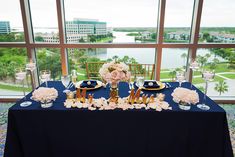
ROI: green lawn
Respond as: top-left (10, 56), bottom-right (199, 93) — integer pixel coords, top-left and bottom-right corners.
top-left (0, 83), bottom-right (31, 92)
top-left (192, 75), bottom-right (224, 84)
top-left (160, 72), bottom-right (172, 79)
top-left (96, 37), bottom-right (113, 43)
top-left (220, 74), bottom-right (235, 79)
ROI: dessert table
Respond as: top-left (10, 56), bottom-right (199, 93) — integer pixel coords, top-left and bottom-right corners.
top-left (4, 81), bottom-right (233, 157)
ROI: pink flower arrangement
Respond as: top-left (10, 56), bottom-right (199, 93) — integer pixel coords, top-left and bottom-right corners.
top-left (171, 87), bottom-right (199, 105)
top-left (99, 61), bottom-right (131, 85)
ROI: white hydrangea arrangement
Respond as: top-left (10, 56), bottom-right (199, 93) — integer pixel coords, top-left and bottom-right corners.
top-left (171, 87), bottom-right (199, 105)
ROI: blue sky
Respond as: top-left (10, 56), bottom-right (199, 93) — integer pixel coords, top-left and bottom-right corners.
top-left (0, 0), bottom-right (235, 28)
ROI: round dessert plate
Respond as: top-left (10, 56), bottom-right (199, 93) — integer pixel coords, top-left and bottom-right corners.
top-left (136, 81), bottom-right (166, 91)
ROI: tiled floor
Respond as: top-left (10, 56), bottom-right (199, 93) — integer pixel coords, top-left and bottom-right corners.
top-left (0, 103), bottom-right (234, 156)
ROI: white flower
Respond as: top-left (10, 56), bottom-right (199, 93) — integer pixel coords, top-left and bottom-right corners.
top-left (32, 87), bottom-right (58, 103)
top-left (171, 87), bottom-right (199, 105)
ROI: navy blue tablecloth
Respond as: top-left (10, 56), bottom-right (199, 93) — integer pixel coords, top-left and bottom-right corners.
top-left (4, 81), bottom-right (233, 157)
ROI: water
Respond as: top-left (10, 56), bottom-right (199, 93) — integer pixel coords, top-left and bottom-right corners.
top-left (12, 28), bottom-right (224, 69)
top-left (90, 31), bottom-right (224, 69)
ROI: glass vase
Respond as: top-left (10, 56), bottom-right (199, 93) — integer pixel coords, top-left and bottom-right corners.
top-left (109, 82), bottom-right (119, 103)
top-left (178, 101), bottom-right (191, 110)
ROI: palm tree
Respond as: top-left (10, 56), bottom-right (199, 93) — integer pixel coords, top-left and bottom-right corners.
top-left (214, 80), bottom-right (229, 95)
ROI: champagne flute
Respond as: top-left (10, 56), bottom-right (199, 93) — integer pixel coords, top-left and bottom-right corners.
top-left (197, 70), bottom-right (215, 110)
top-left (40, 70), bottom-right (51, 87)
top-left (189, 60), bottom-right (200, 89)
top-left (15, 68), bottom-right (32, 107)
top-left (61, 75), bottom-right (71, 93)
top-left (71, 70), bottom-right (77, 84)
top-left (176, 71), bottom-right (186, 87)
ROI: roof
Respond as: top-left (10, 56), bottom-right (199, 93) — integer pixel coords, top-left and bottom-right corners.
top-left (66, 20), bottom-right (106, 25)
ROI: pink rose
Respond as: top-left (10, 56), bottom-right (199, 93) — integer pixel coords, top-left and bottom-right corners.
top-left (111, 70), bottom-right (120, 81)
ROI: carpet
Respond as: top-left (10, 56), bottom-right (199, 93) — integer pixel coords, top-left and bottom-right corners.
top-left (0, 103), bottom-right (234, 156)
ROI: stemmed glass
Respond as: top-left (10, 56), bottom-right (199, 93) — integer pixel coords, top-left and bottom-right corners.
top-left (26, 62), bottom-right (36, 89)
top-left (176, 71), bottom-right (186, 87)
top-left (71, 70), bottom-right (77, 84)
top-left (15, 68), bottom-right (32, 107)
top-left (189, 59), bottom-right (200, 89)
top-left (197, 70), bottom-right (215, 110)
top-left (40, 70), bottom-right (51, 87)
top-left (136, 76), bottom-right (144, 87)
top-left (61, 75), bottom-right (71, 93)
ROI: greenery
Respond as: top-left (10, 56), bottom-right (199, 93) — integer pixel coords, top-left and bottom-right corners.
top-left (220, 74), bottom-right (235, 79)
top-left (126, 33), bottom-right (140, 36)
top-left (0, 83), bottom-right (31, 92)
top-left (214, 80), bottom-right (229, 95)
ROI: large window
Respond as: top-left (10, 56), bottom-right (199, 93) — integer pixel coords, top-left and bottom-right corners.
top-left (0, 0), bottom-right (234, 101)
top-left (193, 48), bottom-right (235, 98)
top-left (199, 0), bottom-right (235, 43)
top-left (30, 0), bottom-right (59, 43)
top-left (64, 0), bottom-right (158, 43)
top-left (160, 48), bottom-right (188, 81)
top-left (164, 0), bottom-right (194, 43)
top-left (0, 0), bottom-right (24, 42)
top-left (0, 48), bottom-right (32, 98)
top-left (68, 48), bottom-right (156, 81)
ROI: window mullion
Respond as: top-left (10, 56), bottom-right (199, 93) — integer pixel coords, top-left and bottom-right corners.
top-left (155, 0), bottom-right (166, 80)
top-left (56, 0), bottom-right (68, 75)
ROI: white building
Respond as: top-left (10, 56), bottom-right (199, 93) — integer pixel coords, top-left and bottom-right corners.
top-left (0, 21), bottom-right (11, 34)
top-left (166, 32), bottom-right (190, 40)
top-left (66, 18), bottom-right (107, 36)
top-left (210, 32), bottom-right (235, 43)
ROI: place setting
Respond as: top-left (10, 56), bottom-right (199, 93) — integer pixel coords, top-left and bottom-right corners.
top-left (21, 59), bottom-right (217, 112)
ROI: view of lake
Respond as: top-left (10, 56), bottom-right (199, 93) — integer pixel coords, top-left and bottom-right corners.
top-left (27, 28), bottom-right (224, 69)
top-left (88, 31), bottom-right (222, 69)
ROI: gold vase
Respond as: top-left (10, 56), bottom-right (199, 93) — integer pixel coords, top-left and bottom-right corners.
top-left (109, 82), bottom-right (119, 103)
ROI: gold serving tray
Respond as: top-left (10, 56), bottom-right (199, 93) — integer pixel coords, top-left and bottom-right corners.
top-left (75, 80), bottom-right (103, 90)
top-left (137, 81), bottom-right (166, 91)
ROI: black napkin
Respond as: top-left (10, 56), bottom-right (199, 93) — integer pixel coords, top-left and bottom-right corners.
top-left (143, 80), bottom-right (160, 88)
top-left (80, 80), bottom-right (98, 88)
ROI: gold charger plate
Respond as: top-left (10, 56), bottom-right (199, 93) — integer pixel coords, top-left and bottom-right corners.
top-left (136, 81), bottom-right (166, 91)
top-left (75, 80), bottom-right (103, 90)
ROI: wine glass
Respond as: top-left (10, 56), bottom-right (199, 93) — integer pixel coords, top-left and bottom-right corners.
top-left (197, 70), bottom-right (215, 110)
top-left (71, 70), bottom-right (77, 84)
top-left (15, 68), bottom-right (32, 107)
top-left (40, 70), bottom-right (51, 87)
top-left (61, 75), bottom-right (71, 93)
top-left (189, 59), bottom-right (200, 89)
top-left (176, 71), bottom-right (186, 87)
